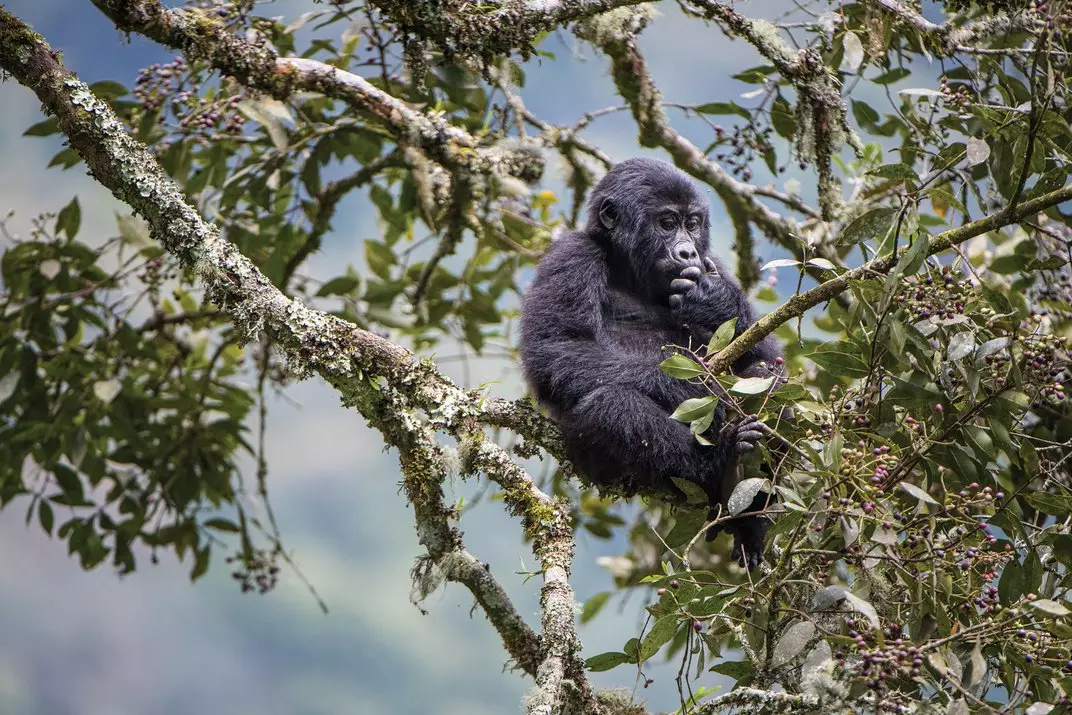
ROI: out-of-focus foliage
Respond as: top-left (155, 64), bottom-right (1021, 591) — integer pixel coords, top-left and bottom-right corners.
top-left (7, 0), bottom-right (1072, 713)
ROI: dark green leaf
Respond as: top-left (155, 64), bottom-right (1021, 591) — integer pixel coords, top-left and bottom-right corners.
top-left (660, 354), bottom-right (705, 379)
top-left (586, 652), bottom-right (630, 672)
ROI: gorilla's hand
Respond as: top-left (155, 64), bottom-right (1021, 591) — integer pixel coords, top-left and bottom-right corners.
top-left (667, 265), bottom-right (703, 309)
top-left (732, 414), bottom-right (766, 454)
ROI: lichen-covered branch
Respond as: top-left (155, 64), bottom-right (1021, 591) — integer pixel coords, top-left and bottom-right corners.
top-left (706, 185), bottom-right (1072, 375)
top-left (0, 11), bottom-right (595, 710)
top-left (90, 0), bottom-right (547, 337)
top-left (693, 687), bottom-right (817, 714)
top-left (366, 386), bottom-right (544, 676)
top-left (369, 0), bottom-right (651, 62)
top-left (867, 0), bottom-right (1039, 54)
top-left (89, 0), bottom-right (544, 181)
top-left (577, 10), bottom-right (845, 290)
top-left (682, 0), bottom-right (863, 221)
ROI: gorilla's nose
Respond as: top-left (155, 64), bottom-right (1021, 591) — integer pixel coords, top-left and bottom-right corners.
top-left (674, 244), bottom-right (698, 262)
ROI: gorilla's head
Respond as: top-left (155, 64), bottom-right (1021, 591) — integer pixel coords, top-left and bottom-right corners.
top-left (585, 158), bottom-right (711, 297)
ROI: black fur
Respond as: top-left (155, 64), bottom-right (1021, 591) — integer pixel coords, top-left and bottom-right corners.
top-left (520, 158), bottom-right (782, 567)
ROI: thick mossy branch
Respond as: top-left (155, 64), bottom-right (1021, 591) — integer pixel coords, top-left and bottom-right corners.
top-left (578, 11), bottom-right (843, 289)
top-left (89, 0), bottom-right (544, 181)
top-left (89, 0), bottom-right (549, 314)
top-left (369, 0), bottom-right (649, 62)
top-left (868, 0), bottom-right (1039, 54)
top-left (683, 0), bottom-right (863, 221)
top-left (707, 185), bottom-right (1072, 375)
top-left (0, 11), bottom-right (597, 709)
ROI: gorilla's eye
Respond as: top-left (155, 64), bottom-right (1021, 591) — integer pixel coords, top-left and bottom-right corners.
top-left (658, 215), bottom-right (677, 231)
top-left (685, 216), bottom-right (701, 232)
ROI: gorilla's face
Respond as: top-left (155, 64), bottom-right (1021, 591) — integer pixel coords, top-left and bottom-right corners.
top-left (645, 198), bottom-right (708, 294)
top-left (586, 158), bottom-right (713, 301)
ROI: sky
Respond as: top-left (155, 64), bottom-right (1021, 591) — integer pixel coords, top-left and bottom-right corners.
top-left (0, 1), bottom-right (862, 713)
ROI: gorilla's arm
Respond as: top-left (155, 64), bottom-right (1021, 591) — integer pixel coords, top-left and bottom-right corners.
top-left (670, 257), bottom-right (782, 377)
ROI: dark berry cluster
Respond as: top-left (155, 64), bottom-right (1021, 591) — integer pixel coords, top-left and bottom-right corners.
top-left (132, 55), bottom-right (246, 136)
top-left (894, 265), bottom-right (969, 321)
top-left (937, 76), bottom-right (972, 110)
top-left (710, 123), bottom-right (783, 181)
top-left (226, 547), bottom-right (281, 594)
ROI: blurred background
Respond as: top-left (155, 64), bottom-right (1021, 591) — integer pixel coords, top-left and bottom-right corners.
top-left (0, 1), bottom-right (839, 712)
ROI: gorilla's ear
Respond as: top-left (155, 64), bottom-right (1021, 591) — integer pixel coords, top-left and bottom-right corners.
top-left (598, 198), bottom-right (618, 231)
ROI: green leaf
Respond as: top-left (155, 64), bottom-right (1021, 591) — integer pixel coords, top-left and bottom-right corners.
top-left (24, 117), bottom-right (60, 137)
top-left (771, 621), bottom-right (815, 669)
top-left (693, 101), bottom-right (750, 117)
top-left (88, 80), bottom-right (128, 100)
top-left (38, 500), bottom-right (54, 536)
top-left (998, 559), bottom-right (1026, 606)
top-left (728, 478), bottom-right (767, 516)
top-left (709, 659), bottom-right (754, 682)
top-left (895, 229), bottom-right (929, 276)
top-left (947, 332), bottom-right (975, 361)
top-left (1029, 599), bottom-right (1071, 618)
top-left (666, 507), bottom-right (709, 547)
top-left (1026, 492), bottom-right (1072, 516)
top-left (838, 207), bottom-right (897, 246)
top-left (870, 164), bottom-right (918, 182)
top-left (844, 592), bottom-right (881, 631)
top-left (586, 651), bottom-right (629, 672)
top-left (660, 354), bottom-right (704, 379)
top-left (52, 464), bottom-right (84, 501)
top-left (707, 317), bottom-right (738, 353)
top-left (191, 545), bottom-right (211, 582)
top-left (771, 96), bottom-right (795, 138)
top-left (316, 275), bottom-right (360, 297)
top-left (808, 346), bottom-right (869, 378)
top-left (202, 518), bottom-right (241, 533)
top-left (582, 592), bottom-right (611, 624)
top-left (900, 482), bottom-right (939, 506)
top-left (670, 396), bottom-right (719, 422)
top-left (873, 67), bottom-right (910, 85)
top-left (56, 197), bottom-right (81, 239)
top-left (364, 240), bottom-right (396, 280)
top-left (640, 615), bottom-right (680, 661)
top-left (671, 478), bottom-right (710, 506)
top-left (730, 376), bottom-right (776, 395)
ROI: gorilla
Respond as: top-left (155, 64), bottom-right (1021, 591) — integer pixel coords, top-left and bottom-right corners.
top-left (519, 157), bottom-right (783, 567)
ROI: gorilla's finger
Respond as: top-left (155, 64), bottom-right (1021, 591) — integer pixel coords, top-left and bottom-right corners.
top-left (735, 442), bottom-right (755, 454)
top-left (668, 294), bottom-right (683, 308)
top-left (737, 429), bottom-right (765, 443)
top-left (679, 266), bottom-right (703, 280)
top-left (669, 278), bottom-right (696, 293)
top-left (703, 257), bottom-right (718, 274)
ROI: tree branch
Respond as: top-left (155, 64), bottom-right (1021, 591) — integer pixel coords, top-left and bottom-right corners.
top-left (681, 0), bottom-right (863, 221)
top-left (369, 0), bottom-right (652, 61)
top-left (707, 185), bottom-right (1072, 375)
top-left (577, 12), bottom-right (845, 293)
top-left (89, 0), bottom-right (544, 181)
top-left (867, 0), bottom-right (1040, 54)
top-left (0, 11), bottom-right (596, 709)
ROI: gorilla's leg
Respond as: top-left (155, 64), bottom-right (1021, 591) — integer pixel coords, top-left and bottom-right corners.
top-left (562, 387), bottom-right (768, 567)
top-left (560, 386), bottom-right (706, 493)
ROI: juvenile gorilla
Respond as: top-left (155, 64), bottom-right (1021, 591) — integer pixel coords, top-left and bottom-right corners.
top-left (520, 158), bottom-right (782, 567)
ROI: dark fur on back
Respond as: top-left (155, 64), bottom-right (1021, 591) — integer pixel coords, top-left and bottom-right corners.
top-left (520, 158), bottom-right (782, 565)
